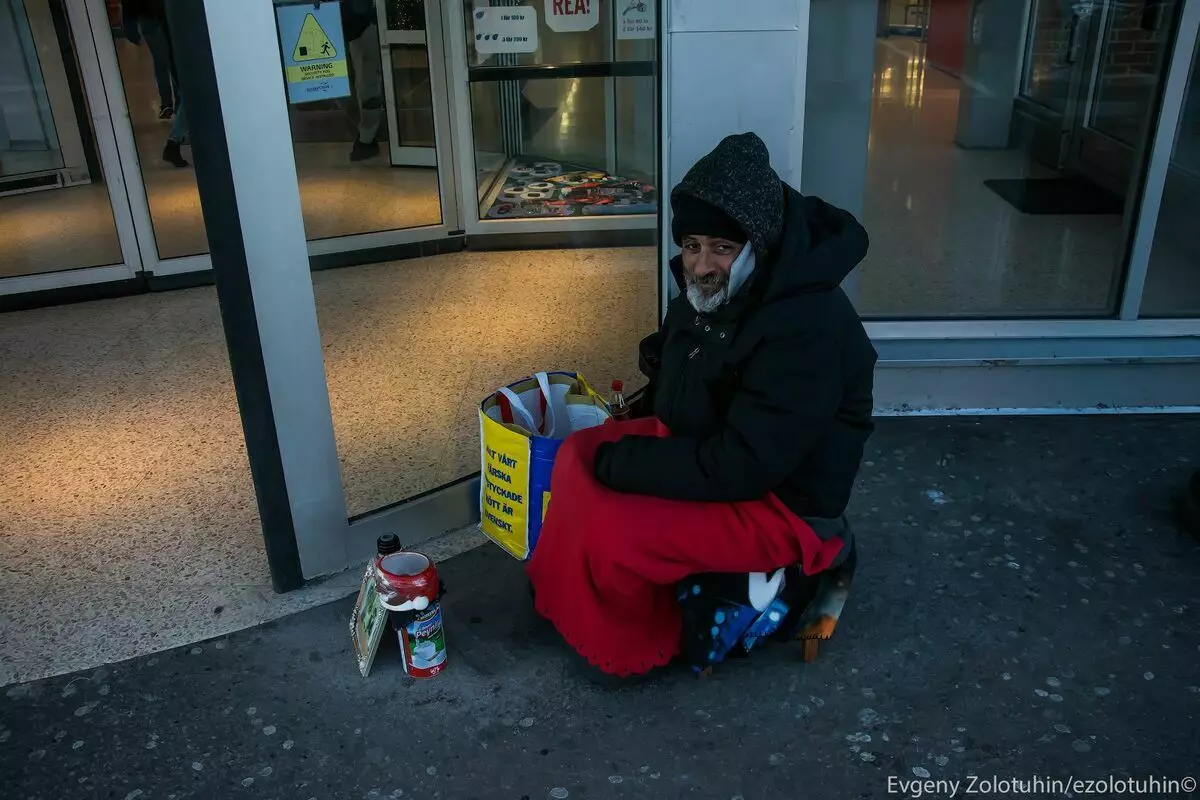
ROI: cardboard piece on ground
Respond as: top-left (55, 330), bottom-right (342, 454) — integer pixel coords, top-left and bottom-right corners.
top-left (350, 562), bottom-right (388, 677)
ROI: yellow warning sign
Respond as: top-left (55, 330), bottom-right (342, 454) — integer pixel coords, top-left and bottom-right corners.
top-left (292, 13), bottom-right (337, 62)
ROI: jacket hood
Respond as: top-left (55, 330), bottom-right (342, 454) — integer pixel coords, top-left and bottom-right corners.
top-left (670, 132), bottom-right (785, 259)
top-left (670, 186), bottom-right (869, 307)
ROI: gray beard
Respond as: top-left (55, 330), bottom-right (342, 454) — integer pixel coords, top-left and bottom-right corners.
top-left (686, 280), bottom-right (729, 314)
top-left (683, 246), bottom-right (756, 314)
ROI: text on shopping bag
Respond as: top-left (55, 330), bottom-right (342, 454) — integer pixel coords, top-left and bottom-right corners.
top-left (481, 422), bottom-right (532, 535)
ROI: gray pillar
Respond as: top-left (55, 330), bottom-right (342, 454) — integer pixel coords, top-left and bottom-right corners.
top-left (167, 0), bottom-right (351, 589)
top-left (955, 0), bottom-right (1028, 149)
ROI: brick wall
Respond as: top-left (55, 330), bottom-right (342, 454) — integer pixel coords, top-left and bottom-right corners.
top-left (1026, 2), bottom-right (1170, 82)
top-left (1103, 1), bottom-right (1170, 77)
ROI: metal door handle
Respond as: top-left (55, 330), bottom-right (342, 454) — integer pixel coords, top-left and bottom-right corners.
top-left (1066, 14), bottom-right (1081, 64)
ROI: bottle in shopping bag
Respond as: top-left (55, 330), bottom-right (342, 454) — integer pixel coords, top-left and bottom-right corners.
top-left (609, 379), bottom-right (630, 421)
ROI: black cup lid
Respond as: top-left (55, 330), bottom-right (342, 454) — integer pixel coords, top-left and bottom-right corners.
top-left (376, 533), bottom-right (401, 555)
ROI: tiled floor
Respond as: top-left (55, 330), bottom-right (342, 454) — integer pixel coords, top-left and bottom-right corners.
top-left (0, 183), bottom-right (126, 278)
top-left (315, 248), bottom-right (658, 515)
top-left (0, 248), bottom-right (656, 686)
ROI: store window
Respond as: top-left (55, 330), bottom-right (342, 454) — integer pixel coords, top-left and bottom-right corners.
top-left (855, 0), bottom-right (1179, 318)
top-left (1, 0), bottom-right (123, 279)
top-left (462, 0), bottom-right (657, 222)
top-left (110, 0), bottom-right (442, 262)
top-left (1140, 31), bottom-right (1200, 317)
top-left (316, 0), bottom-right (662, 516)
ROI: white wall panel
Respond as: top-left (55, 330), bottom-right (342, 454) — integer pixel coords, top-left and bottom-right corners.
top-left (669, 0), bottom-right (804, 32)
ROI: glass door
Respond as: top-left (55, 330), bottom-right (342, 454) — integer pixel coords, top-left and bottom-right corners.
top-left (1018, 0), bottom-right (1181, 190)
top-left (380, 0), bottom-right (439, 167)
top-left (95, 0), bottom-right (461, 278)
top-left (1017, 0), bottom-right (1101, 169)
top-left (1065, 0), bottom-right (1181, 194)
top-left (0, 0), bottom-right (140, 294)
top-left (446, 0), bottom-right (659, 236)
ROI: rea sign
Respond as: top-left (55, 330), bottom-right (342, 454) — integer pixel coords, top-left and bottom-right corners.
top-left (545, 0), bottom-right (597, 32)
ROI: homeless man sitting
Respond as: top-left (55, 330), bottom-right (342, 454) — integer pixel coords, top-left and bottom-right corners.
top-left (526, 132), bottom-right (877, 681)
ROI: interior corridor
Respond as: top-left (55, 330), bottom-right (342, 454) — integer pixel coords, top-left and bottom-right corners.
top-left (857, 38), bottom-right (1125, 317)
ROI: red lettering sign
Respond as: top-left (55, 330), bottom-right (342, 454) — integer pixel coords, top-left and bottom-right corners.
top-left (552, 0), bottom-right (589, 15)
top-left (545, 0), bottom-right (595, 31)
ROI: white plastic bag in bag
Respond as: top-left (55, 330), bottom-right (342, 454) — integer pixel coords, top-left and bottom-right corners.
top-left (494, 371), bottom-right (609, 438)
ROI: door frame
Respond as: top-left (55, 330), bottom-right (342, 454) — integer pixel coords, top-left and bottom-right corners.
top-left (0, 0), bottom-right (142, 298)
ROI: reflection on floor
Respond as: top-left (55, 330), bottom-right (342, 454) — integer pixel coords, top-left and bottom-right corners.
top-left (138, 147), bottom-right (443, 259)
top-left (115, 39), bottom-right (442, 260)
top-left (483, 156), bottom-right (658, 220)
top-left (0, 182), bottom-right (124, 279)
top-left (859, 38), bottom-right (1124, 317)
top-left (0, 247), bottom-right (657, 684)
top-left (315, 247), bottom-right (657, 514)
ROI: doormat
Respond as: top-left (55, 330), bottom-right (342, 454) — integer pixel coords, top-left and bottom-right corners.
top-left (484, 156), bottom-right (658, 220)
top-left (983, 176), bottom-right (1124, 215)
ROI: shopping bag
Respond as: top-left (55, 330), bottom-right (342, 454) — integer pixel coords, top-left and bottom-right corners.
top-left (479, 371), bottom-right (609, 560)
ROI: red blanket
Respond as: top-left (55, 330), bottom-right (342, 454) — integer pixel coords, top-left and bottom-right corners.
top-left (526, 417), bottom-right (845, 676)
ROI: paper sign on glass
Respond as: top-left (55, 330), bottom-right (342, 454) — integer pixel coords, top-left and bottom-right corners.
top-left (616, 0), bottom-right (655, 40)
top-left (474, 5), bottom-right (539, 54)
top-left (276, 1), bottom-right (351, 105)
top-left (545, 0), bottom-right (598, 33)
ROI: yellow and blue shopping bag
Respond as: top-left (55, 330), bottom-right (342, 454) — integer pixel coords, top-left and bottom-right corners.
top-left (479, 371), bottom-right (609, 560)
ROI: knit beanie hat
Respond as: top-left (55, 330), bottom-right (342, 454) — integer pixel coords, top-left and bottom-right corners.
top-left (671, 194), bottom-right (748, 246)
top-left (669, 132), bottom-right (786, 259)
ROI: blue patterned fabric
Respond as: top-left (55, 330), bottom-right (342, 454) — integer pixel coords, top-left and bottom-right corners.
top-left (677, 579), bottom-right (792, 672)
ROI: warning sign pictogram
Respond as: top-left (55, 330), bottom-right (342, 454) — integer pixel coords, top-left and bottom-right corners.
top-left (276, 1), bottom-right (349, 104)
top-left (292, 13), bottom-right (337, 62)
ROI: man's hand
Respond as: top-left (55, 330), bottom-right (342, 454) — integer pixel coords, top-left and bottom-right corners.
top-left (593, 440), bottom-right (619, 482)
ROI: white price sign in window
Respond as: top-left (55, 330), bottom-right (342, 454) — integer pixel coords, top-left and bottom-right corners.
top-left (616, 0), bottom-right (655, 40)
top-left (474, 5), bottom-right (539, 54)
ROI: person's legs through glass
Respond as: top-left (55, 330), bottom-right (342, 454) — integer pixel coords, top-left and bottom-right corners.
top-left (139, 19), bottom-right (177, 117)
top-left (347, 22), bottom-right (385, 161)
top-left (163, 96), bottom-right (189, 168)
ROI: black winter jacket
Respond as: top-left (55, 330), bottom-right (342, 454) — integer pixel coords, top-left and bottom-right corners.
top-left (594, 138), bottom-right (877, 520)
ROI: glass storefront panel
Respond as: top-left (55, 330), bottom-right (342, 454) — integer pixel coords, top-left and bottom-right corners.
top-left (319, 0), bottom-right (661, 516)
top-left (1, 0), bottom-right (123, 279)
top-left (1141, 31), bottom-right (1200, 317)
top-left (109, 0), bottom-right (442, 261)
top-left (463, 0), bottom-right (658, 222)
top-left (855, 0), bottom-right (1179, 318)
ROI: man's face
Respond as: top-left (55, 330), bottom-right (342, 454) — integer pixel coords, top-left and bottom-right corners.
top-left (681, 235), bottom-right (745, 313)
